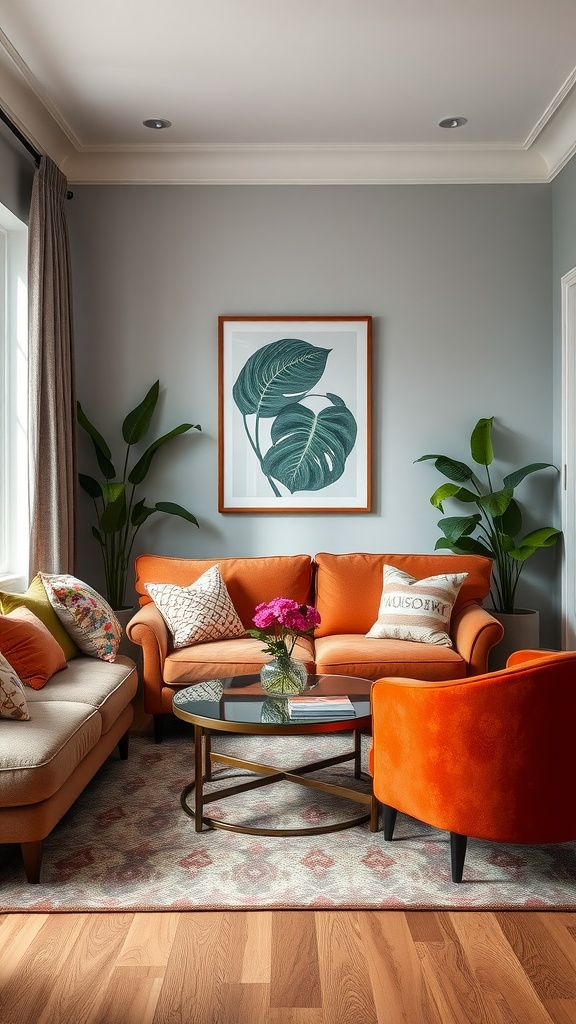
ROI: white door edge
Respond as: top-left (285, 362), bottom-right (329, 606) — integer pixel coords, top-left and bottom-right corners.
top-left (561, 266), bottom-right (576, 649)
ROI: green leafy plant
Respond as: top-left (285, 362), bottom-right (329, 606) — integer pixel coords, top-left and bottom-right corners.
top-left (233, 338), bottom-right (357, 495)
top-left (416, 416), bottom-right (561, 614)
top-left (77, 381), bottom-right (201, 609)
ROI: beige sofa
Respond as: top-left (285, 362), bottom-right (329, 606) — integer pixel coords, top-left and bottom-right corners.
top-left (127, 551), bottom-right (503, 741)
top-left (0, 654), bottom-right (138, 882)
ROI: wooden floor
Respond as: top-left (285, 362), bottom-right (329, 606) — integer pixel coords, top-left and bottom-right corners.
top-left (1, 909), bottom-right (576, 1023)
top-left (2, 700), bottom-right (575, 1023)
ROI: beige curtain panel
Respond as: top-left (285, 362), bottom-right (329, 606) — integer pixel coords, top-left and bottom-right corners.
top-left (28, 155), bottom-right (76, 577)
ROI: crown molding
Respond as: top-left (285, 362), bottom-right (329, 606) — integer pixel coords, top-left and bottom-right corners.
top-left (0, 28), bottom-right (574, 185)
top-left (0, 29), bottom-right (76, 166)
top-left (60, 143), bottom-right (549, 185)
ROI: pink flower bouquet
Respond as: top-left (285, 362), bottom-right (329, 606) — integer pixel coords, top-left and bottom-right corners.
top-left (248, 597), bottom-right (320, 663)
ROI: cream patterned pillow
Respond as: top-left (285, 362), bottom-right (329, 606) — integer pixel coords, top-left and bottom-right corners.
top-left (145, 564), bottom-right (245, 649)
top-left (366, 564), bottom-right (468, 647)
top-left (0, 652), bottom-right (30, 720)
top-left (39, 573), bottom-right (122, 662)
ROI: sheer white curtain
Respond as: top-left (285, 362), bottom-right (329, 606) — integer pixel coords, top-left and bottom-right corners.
top-left (28, 155), bottom-right (76, 576)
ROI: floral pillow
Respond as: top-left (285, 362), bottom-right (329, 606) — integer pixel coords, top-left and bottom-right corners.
top-left (366, 564), bottom-right (468, 647)
top-left (39, 573), bottom-right (121, 662)
top-left (0, 652), bottom-right (30, 720)
top-left (145, 564), bottom-right (245, 649)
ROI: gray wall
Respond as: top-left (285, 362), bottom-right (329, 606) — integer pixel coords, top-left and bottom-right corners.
top-left (0, 125), bottom-right (35, 222)
top-left (68, 183), bottom-right (559, 642)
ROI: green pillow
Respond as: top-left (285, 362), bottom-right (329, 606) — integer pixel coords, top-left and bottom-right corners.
top-left (0, 575), bottom-right (79, 660)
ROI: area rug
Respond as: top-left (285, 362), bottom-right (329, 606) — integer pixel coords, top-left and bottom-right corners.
top-left (2, 729), bottom-right (575, 912)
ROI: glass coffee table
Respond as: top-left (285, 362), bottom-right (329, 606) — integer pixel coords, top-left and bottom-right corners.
top-left (172, 673), bottom-right (378, 837)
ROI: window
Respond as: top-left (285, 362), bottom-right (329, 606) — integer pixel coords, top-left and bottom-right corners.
top-left (0, 200), bottom-right (28, 590)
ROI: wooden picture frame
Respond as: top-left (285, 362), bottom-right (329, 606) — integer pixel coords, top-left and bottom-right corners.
top-left (218, 316), bottom-right (372, 513)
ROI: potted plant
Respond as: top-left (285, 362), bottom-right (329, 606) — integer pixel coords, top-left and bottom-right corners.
top-left (416, 416), bottom-right (561, 662)
top-left (77, 380), bottom-right (201, 611)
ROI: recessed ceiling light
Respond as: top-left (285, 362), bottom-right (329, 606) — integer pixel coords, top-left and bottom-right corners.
top-left (439, 117), bottom-right (467, 129)
top-left (143, 118), bottom-right (172, 130)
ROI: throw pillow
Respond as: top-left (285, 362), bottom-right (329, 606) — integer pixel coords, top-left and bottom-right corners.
top-left (366, 564), bottom-right (468, 647)
top-left (39, 573), bottom-right (122, 663)
top-left (0, 607), bottom-right (68, 689)
top-left (0, 652), bottom-right (30, 720)
top-left (0, 575), bottom-right (79, 660)
top-left (145, 564), bottom-right (245, 649)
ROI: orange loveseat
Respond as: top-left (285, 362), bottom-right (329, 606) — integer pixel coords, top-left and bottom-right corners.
top-left (127, 552), bottom-right (503, 741)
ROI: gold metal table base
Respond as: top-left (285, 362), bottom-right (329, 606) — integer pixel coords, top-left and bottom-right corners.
top-left (180, 724), bottom-right (379, 837)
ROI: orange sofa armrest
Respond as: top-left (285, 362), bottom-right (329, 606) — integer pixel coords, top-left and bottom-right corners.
top-left (450, 602), bottom-right (504, 675)
top-left (126, 603), bottom-right (169, 709)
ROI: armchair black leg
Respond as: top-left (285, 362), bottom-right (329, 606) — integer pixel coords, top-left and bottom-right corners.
top-left (153, 714), bottom-right (165, 743)
top-left (450, 832), bottom-right (468, 882)
top-left (383, 804), bottom-right (398, 841)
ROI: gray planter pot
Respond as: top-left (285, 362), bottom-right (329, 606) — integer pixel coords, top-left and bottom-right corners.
top-left (488, 608), bottom-right (540, 671)
top-left (114, 606), bottom-right (140, 668)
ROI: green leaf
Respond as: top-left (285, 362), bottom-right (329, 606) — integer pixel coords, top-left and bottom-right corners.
top-left (261, 400), bottom-right (357, 493)
top-left (477, 487), bottom-right (513, 517)
top-left (434, 535), bottom-right (494, 558)
top-left (128, 423), bottom-right (200, 485)
top-left (155, 501), bottom-right (200, 527)
top-left (130, 499), bottom-right (157, 528)
top-left (430, 483), bottom-right (478, 512)
top-left (498, 497), bottom-right (522, 538)
top-left (232, 339), bottom-right (330, 418)
top-left (77, 401), bottom-right (115, 480)
top-left (100, 489), bottom-right (127, 533)
top-left (79, 473), bottom-right (103, 499)
top-left (470, 417), bottom-right (494, 467)
top-left (434, 456), bottom-right (475, 483)
top-left (517, 527), bottom-right (562, 550)
top-left (437, 514), bottom-right (482, 542)
top-left (122, 381), bottom-right (159, 444)
top-left (91, 526), bottom-right (104, 545)
top-left (503, 463), bottom-right (558, 489)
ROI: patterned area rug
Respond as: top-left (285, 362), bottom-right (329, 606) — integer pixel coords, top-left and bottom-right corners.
top-left (2, 729), bottom-right (576, 912)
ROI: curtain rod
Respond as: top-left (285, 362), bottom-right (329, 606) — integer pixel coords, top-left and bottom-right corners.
top-left (0, 105), bottom-right (41, 165)
top-left (0, 105), bottom-right (73, 198)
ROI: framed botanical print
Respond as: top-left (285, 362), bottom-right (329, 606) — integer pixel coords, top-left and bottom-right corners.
top-left (218, 316), bottom-right (372, 512)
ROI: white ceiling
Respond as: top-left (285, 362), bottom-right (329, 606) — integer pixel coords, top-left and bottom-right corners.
top-left (1, 0), bottom-right (576, 184)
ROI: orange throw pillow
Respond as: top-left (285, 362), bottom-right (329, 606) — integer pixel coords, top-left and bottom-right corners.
top-left (0, 607), bottom-right (68, 689)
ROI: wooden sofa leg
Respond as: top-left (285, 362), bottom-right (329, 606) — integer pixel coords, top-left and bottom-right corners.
top-left (21, 841), bottom-right (43, 884)
top-left (118, 730), bottom-right (130, 760)
top-left (153, 714), bottom-right (165, 743)
top-left (383, 804), bottom-right (398, 841)
top-left (450, 832), bottom-right (468, 883)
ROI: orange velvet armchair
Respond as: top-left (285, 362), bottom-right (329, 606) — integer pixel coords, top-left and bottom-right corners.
top-left (369, 649), bottom-right (576, 882)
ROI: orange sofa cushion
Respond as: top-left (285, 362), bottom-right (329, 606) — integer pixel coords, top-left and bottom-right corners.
top-left (134, 554), bottom-right (314, 630)
top-left (314, 633), bottom-right (467, 682)
top-left (314, 552), bottom-right (493, 637)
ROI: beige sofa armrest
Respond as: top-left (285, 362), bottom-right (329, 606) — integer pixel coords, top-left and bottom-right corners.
top-left (126, 603), bottom-right (169, 714)
top-left (450, 602), bottom-right (504, 675)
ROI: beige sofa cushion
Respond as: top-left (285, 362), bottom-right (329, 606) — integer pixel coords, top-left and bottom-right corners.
top-left (0, 701), bottom-right (101, 805)
top-left (25, 655), bottom-right (138, 733)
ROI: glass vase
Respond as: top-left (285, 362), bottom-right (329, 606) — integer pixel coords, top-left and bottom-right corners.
top-left (260, 656), bottom-right (308, 696)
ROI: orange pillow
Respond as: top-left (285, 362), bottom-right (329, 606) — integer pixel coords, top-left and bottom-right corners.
top-left (0, 607), bottom-right (68, 689)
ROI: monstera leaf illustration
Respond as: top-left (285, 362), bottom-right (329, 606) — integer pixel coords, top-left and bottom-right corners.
top-left (233, 337), bottom-right (358, 495)
top-left (233, 338), bottom-right (329, 417)
top-left (261, 397), bottom-right (357, 492)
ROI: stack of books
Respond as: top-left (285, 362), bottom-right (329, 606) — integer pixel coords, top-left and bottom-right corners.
top-left (287, 695), bottom-right (355, 719)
